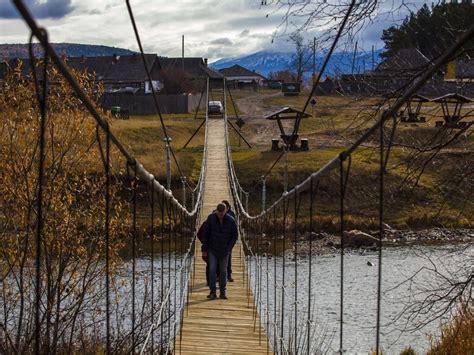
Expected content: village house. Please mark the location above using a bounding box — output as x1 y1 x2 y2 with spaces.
338 48 434 94
67 54 163 94
218 64 266 89
445 58 474 83
158 57 223 91
2 53 164 94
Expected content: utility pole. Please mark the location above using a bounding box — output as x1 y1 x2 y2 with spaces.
312 37 316 83
182 35 184 73
351 40 358 75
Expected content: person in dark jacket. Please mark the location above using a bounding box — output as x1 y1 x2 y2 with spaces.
202 203 238 299
222 200 236 282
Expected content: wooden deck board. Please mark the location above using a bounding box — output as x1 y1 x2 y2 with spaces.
175 119 269 354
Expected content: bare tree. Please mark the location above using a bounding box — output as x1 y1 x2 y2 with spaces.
289 33 312 82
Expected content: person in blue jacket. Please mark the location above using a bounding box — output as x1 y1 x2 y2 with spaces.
202 203 238 300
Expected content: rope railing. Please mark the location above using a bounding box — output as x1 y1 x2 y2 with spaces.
225 21 474 354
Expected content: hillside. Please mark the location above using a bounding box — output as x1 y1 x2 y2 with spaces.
0 43 136 59
210 49 383 78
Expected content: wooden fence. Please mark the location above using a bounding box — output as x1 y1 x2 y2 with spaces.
101 92 205 115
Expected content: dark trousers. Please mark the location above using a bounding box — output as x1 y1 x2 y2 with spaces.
208 251 229 294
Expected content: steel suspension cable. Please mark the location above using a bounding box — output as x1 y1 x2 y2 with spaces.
125 0 191 188
149 176 155 353
339 155 352 354
29 29 49 355
13 1 205 219
96 123 112 354
300 0 357 118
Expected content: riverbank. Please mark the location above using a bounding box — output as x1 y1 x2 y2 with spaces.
245 228 474 257
293 228 474 256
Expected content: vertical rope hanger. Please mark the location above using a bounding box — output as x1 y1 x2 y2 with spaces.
293 192 303 355
338 154 352 354
307 179 319 355
149 176 155 353
375 112 397 353
126 161 139 351
160 189 165 348
29 30 49 355
96 123 112 354
280 197 288 353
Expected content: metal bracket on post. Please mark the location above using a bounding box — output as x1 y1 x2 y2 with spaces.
181 176 187 208
262 175 266 212
284 145 289 193
164 137 172 191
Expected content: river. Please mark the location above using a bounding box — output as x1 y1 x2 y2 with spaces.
248 243 473 354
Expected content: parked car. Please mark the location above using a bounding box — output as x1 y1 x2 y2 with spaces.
208 100 224 114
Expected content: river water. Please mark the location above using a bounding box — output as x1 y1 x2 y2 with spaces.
248 243 473 354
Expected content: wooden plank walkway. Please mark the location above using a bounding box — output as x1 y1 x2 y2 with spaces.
175 119 269 354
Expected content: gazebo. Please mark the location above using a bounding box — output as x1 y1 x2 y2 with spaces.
432 93 473 128
399 94 430 123
264 107 311 150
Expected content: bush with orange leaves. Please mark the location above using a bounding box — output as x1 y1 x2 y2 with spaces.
0 59 130 353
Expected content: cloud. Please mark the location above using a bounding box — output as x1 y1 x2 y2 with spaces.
210 38 233 46
0 0 75 19
239 29 250 37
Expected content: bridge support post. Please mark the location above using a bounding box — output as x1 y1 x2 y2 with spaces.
191 190 195 210
261 176 266 212
245 192 249 212
284 145 289 193
164 137 172 191
181 176 187 208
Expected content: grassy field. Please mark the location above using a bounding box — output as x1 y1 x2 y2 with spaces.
111 112 206 184
227 90 473 229
109 89 472 229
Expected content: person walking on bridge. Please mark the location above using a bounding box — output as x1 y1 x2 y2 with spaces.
202 203 237 300
222 200 236 282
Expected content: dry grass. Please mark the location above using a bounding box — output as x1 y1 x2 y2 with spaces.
427 303 473 355
228 91 473 229
111 114 205 182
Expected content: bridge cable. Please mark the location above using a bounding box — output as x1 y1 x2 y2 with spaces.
258 0 357 204
13 0 203 217
29 29 49 355
124 0 195 192
339 154 352 354
298 0 357 127
149 176 156 353
96 123 112 354
126 161 139 351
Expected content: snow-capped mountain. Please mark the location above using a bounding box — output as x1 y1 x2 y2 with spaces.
210 49 383 78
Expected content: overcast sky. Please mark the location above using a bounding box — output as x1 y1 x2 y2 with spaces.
0 0 427 61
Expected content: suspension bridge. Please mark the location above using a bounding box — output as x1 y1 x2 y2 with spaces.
176 119 268 354
2 1 473 354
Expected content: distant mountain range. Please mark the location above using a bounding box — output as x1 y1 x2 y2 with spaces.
0 43 136 59
211 49 384 78
1 43 385 79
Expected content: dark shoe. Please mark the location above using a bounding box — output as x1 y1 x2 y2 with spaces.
219 293 228 300
228 276 234 282
207 292 217 300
